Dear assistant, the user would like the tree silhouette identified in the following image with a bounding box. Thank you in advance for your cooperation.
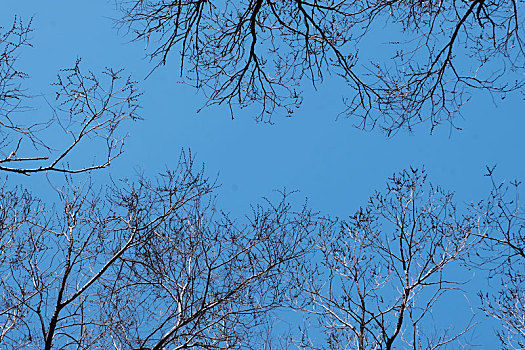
[0,17,140,175]
[117,0,523,132]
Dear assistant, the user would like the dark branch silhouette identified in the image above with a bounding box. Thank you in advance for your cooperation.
[0,18,140,175]
[116,0,523,132]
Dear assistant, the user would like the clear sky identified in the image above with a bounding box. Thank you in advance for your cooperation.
[2,1,524,347]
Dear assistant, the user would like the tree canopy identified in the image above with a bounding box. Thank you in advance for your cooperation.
[117,0,524,133]
[0,2,523,349]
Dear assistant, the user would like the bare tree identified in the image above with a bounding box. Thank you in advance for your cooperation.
[0,17,140,175]
[2,7,521,349]
[0,152,323,349]
[116,0,523,132]
[471,167,525,349]
[292,169,476,349]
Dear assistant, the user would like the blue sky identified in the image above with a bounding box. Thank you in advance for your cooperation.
[2,1,524,347]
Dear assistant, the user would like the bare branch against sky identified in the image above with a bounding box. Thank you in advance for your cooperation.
[117,0,523,132]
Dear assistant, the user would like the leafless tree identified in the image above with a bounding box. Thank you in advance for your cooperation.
[292,169,477,349]
[471,167,525,349]
[2,8,521,349]
[116,0,523,132]
[0,17,140,175]
[0,152,323,349]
